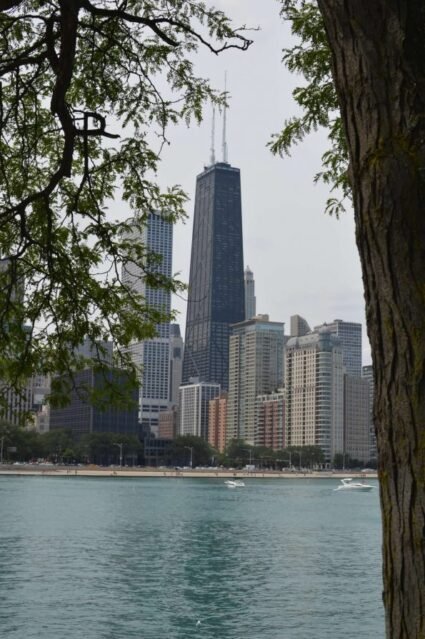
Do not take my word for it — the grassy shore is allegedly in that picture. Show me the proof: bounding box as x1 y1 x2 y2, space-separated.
0 465 378 480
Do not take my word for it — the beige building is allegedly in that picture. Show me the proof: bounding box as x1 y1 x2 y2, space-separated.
285 328 344 462
208 392 228 453
158 407 179 439
290 314 311 337
227 315 285 445
344 375 370 463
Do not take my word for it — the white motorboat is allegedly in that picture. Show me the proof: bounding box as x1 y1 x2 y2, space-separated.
334 477 374 492
224 479 245 488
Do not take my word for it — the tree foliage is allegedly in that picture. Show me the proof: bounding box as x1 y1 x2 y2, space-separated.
269 0 349 217
168 434 213 467
0 0 252 410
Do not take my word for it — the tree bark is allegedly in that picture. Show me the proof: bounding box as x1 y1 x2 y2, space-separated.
316 1 425 637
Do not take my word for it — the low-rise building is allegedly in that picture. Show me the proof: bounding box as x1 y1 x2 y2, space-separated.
158 407 179 440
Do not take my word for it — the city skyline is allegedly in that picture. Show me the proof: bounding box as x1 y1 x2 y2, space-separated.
134 0 370 365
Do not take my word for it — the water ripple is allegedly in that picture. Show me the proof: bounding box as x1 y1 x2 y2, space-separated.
0 476 384 639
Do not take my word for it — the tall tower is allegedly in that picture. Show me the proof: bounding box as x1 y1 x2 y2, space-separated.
122 212 173 437
244 266 256 320
182 161 245 390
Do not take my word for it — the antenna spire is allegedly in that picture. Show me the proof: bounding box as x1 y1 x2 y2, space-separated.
210 106 216 165
222 71 228 163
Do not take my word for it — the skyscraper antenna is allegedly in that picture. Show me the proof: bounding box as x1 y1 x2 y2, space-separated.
222 71 228 163
210 106 216 165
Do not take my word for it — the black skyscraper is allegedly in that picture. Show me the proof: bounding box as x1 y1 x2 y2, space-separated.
182 162 245 390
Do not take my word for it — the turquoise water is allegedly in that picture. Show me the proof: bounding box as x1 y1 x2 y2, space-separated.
0 476 384 639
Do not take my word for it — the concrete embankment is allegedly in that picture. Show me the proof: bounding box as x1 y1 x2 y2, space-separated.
0 465 378 480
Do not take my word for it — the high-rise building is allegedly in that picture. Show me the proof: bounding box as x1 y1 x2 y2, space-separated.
74 339 113 364
50 368 139 439
1 371 50 428
315 319 362 377
290 314 311 337
169 324 183 408
1 381 33 426
255 389 285 450
122 212 173 437
343 375 370 463
285 328 344 461
244 266 256 320
179 381 220 439
227 315 285 445
362 364 377 460
182 161 245 390
208 392 228 453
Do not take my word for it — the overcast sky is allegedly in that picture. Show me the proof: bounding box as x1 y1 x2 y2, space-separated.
135 0 370 364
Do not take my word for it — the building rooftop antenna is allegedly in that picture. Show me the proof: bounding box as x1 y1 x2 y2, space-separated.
222 71 228 163
210 106 216 165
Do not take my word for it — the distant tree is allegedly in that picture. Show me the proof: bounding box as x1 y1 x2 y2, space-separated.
224 439 253 468
252 446 275 468
0 1 252 413
333 453 347 470
283 446 324 469
62 447 77 464
169 435 213 468
0 423 43 461
40 428 74 462
274 3 425 635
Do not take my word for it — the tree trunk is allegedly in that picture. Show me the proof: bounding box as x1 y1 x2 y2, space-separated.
316 1 425 637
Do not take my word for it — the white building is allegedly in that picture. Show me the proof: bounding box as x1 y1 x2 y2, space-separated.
315 319 362 377
227 315 285 445
244 266 256 320
285 328 344 461
179 382 220 439
122 212 173 437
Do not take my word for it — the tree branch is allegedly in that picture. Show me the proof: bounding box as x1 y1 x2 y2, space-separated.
0 0 24 10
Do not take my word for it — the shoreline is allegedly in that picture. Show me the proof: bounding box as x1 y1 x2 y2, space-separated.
0 466 378 480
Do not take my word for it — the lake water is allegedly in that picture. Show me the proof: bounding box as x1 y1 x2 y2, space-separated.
0 476 384 639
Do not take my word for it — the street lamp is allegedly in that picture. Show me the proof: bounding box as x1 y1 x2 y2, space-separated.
294 450 302 470
184 446 193 469
281 451 292 469
242 448 253 466
114 442 123 468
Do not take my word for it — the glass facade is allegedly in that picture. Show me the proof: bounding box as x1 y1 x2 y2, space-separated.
183 162 245 390
122 212 173 436
49 369 139 438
